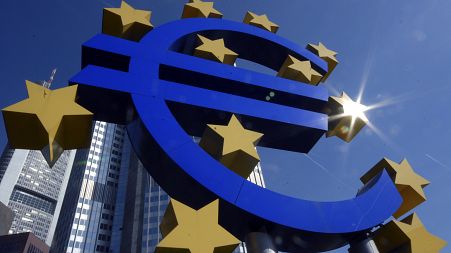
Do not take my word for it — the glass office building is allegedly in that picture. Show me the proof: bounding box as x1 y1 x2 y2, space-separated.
51 121 126 253
0 146 76 245
50 121 265 253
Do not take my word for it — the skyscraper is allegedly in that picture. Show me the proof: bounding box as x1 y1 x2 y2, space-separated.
51 121 126 253
51 121 265 253
0 146 76 245
51 121 159 253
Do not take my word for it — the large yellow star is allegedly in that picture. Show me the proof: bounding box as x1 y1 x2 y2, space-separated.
156 199 240 253
326 92 368 142
374 213 446 253
2 81 92 164
103 1 153 41
277 55 323 85
199 115 263 178
361 158 430 218
306 42 338 82
194 35 238 65
243 11 279 33
182 0 223 19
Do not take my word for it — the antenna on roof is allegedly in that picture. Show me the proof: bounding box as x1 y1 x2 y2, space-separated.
41 68 57 88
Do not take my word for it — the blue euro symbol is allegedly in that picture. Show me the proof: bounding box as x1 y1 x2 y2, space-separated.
71 18 402 252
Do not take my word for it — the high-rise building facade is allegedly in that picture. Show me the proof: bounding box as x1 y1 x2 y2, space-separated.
0 145 76 245
51 121 126 253
140 173 170 253
51 121 265 253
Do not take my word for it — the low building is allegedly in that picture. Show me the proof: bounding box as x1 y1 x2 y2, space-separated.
0 201 14 235
0 232 49 253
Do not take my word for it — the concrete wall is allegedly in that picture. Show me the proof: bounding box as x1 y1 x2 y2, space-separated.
0 201 14 235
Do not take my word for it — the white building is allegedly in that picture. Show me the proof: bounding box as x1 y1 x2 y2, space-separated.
0 146 76 245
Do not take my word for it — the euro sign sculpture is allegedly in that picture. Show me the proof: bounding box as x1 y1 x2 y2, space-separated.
2 1 446 252
68 17 402 252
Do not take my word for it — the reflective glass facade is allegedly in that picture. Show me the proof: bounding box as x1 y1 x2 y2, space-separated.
51 122 265 253
141 176 170 253
61 122 125 253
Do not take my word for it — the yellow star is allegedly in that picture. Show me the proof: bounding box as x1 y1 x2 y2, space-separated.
277 55 323 85
199 115 263 178
326 92 368 142
306 42 338 82
194 35 238 65
243 11 279 33
374 213 446 253
103 1 153 41
361 158 430 218
156 199 240 253
2 81 92 164
182 0 223 19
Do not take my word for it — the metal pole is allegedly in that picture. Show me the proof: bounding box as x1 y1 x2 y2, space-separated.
348 238 380 253
245 231 278 253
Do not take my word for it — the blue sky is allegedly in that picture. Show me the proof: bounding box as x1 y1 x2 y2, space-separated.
1 0 450 252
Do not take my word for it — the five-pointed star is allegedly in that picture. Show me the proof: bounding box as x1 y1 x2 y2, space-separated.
326 92 368 142
194 35 238 65
306 42 338 82
156 199 240 253
103 1 153 41
277 55 323 85
243 11 279 33
199 115 263 178
208 115 262 160
361 158 430 218
374 213 446 253
182 0 223 19
2 81 92 163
